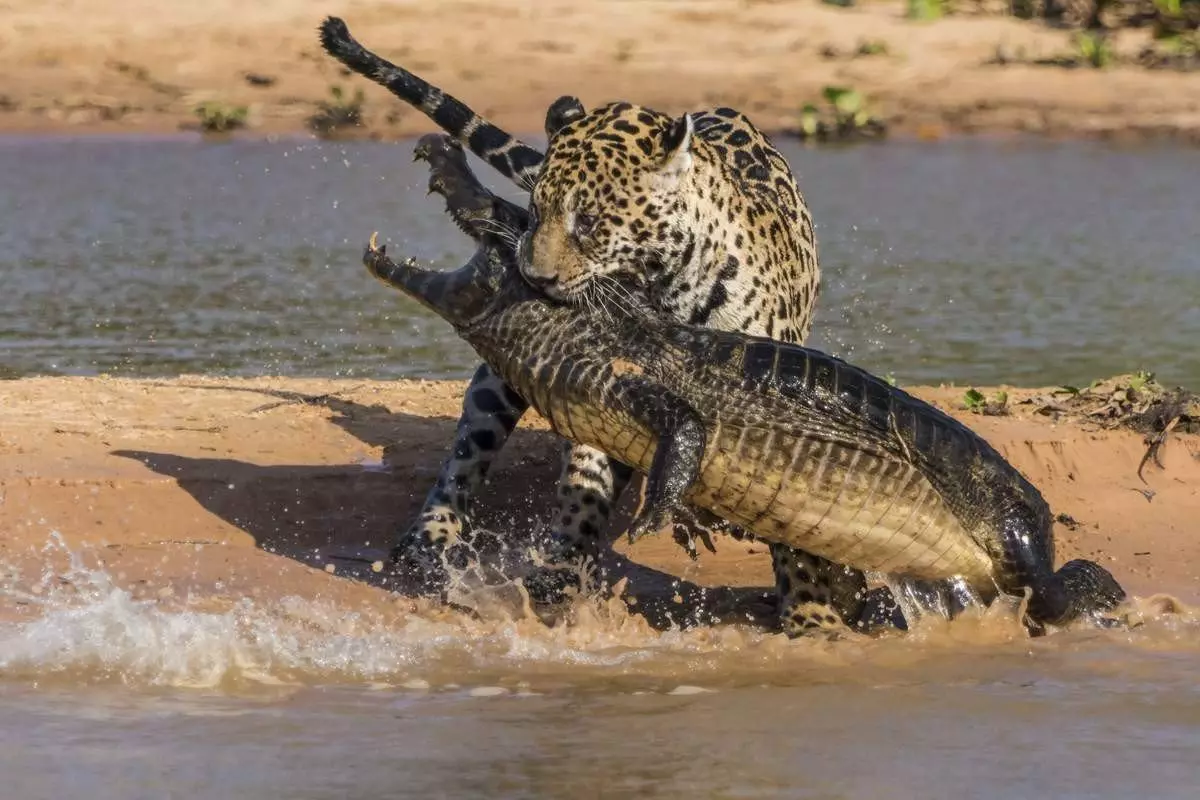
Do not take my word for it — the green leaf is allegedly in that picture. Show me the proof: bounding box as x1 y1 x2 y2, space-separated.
799 104 820 136
963 388 986 410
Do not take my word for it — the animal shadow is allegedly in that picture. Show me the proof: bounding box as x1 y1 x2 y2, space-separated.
114 383 778 633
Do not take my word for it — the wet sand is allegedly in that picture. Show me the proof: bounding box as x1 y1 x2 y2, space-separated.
2 375 1197 630
2 0 1199 141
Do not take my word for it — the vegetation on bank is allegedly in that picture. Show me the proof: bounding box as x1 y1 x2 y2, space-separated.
169 0 1195 142
791 86 888 144
962 388 1011 415
306 84 366 138
984 372 1198 434
193 101 249 134
826 0 1199 71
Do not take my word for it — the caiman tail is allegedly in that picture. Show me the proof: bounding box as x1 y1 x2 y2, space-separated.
1030 559 1126 630
317 16 544 190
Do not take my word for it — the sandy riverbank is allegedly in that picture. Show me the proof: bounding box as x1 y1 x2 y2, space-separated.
1 1 1198 142
1 376 1196 632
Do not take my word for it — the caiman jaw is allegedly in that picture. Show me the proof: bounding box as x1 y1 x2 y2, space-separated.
362 231 497 329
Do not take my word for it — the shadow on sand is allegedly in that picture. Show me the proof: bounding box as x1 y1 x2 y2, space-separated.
113 383 778 632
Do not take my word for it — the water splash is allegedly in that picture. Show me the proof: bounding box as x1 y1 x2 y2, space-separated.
1 534 1195 694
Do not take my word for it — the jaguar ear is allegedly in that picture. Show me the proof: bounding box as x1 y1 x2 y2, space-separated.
658 114 694 183
545 95 586 138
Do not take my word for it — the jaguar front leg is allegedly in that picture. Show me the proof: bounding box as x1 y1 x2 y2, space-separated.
524 382 705 603
540 442 634 565
392 363 529 592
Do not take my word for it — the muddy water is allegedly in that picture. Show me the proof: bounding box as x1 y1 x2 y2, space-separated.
1 542 1199 799
2 135 1199 387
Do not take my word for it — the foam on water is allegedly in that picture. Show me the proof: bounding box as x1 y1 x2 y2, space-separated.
1 534 1196 694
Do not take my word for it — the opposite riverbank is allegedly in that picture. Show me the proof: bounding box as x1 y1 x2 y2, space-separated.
2 1 1199 143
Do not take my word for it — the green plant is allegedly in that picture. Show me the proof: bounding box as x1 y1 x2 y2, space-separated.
193 101 248 133
1163 32 1196 52
307 84 365 137
856 39 889 56
906 0 944 21
1075 31 1114 68
884 373 897 386
963 388 1009 414
799 103 821 138
822 86 871 128
1129 369 1156 392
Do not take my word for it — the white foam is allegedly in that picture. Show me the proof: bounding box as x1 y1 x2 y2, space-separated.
0 534 771 690
3 534 1192 693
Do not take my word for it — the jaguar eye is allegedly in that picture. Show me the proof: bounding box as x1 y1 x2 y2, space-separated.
574 213 598 238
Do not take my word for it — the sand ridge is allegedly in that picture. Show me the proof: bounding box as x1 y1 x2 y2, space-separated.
1 1 1198 141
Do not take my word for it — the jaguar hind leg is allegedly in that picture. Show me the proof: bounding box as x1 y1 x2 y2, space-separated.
679 512 882 636
392 364 528 590
773 545 870 637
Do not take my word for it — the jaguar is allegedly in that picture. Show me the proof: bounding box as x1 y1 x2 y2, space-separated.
320 15 883 635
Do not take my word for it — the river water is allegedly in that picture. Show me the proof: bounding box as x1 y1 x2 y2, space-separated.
0 543 1198 799
2 135 1200 798
2 135 1199 387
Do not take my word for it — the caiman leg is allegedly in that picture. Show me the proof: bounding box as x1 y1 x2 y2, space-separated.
410 134 887 636
621 387 707 544
613 382 874 635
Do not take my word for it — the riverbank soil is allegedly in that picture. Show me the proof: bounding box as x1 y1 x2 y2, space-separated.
2 377 1196 630
1 0 1198 141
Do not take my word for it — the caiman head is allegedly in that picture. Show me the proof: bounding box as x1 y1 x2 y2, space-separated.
362 232 509 330
361 134 532 330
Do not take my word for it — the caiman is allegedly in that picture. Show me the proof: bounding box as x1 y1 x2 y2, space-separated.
359 134 1127 632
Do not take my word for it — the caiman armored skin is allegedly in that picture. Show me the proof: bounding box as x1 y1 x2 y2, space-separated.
357 135 1126 632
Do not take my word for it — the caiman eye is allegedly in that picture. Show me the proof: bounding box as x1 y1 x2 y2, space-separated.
574 213 598 239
